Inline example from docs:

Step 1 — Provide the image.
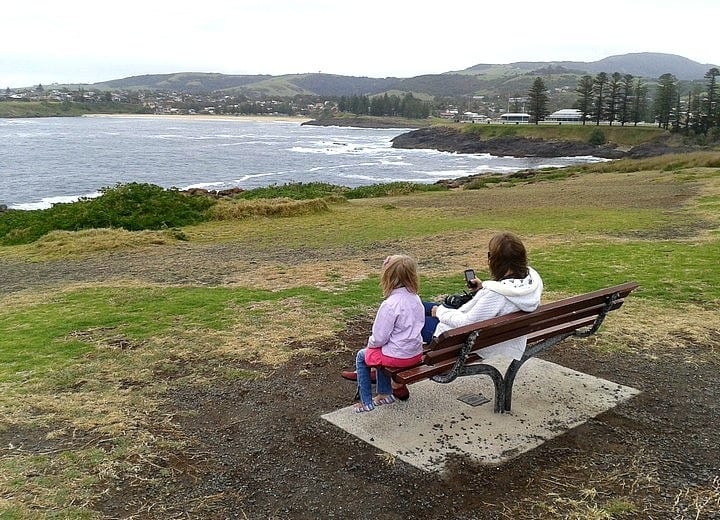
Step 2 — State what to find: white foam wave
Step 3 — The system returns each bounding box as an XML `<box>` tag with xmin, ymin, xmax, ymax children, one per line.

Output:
<box><xmin>379</xmin><ymin>159</ymin><xmax>413</xmax><ymax>166</ymax></box>
<box><xmin>307</xmin><ymin>164</ymin><xmax>357</xmax><ymax>172</ymax></box>
<box><xmin>337</xmin><ymin>173</ymin><xmax>434</xmax><ymax>184</ymax></box>
<box><xmin>417</xmin><ymin>169</ymin><xmax>474</xmax><ymax>177</ymax></box>
<box><xmin>182</xmin><ymin>181</ymin><xmax>227</xmax><ymax>190</ymax></box>
<box><xmin>11</xmin><ymin>192</ymin><xmax>102</xmax><ymax>211</ymax></box>
<box><xmin>290</xmin><ymin>140</ymin><xmax>391</xmax><ymax>155</ymax></box>
<box><xmin>235</xmin><ymin>172</ymin><xmax>282</xmax><ymax>182</ymax></box>
<box><xmin>217</xmin><ymin>140</ymin><xmax>280</xmax><ymax>147</ymax></box>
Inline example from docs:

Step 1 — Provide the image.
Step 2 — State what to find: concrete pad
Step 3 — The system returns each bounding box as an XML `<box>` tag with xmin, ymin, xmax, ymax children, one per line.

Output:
<box><xmin>322</xmin><ymin>358</ymin><xmax>640</xmax><ymax>473</ymax></box>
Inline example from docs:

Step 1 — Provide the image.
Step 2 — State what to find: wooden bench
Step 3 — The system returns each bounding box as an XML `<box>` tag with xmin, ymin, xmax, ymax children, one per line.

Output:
<box><xmin>383</xmin><ymin>282</ymin><xmax>639</xmax><ymax>413</ymax></box>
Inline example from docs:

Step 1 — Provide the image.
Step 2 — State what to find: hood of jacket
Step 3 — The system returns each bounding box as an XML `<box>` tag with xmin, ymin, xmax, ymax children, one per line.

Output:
<box><xmin>480</xmin><ymin>266</ymin><xmax>543</xmax><ymax>312</ymax></box>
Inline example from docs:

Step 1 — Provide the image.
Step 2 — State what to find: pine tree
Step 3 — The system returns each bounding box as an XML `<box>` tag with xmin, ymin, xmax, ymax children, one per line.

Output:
<box><xmin>575</xmin><ymin>75</ymin><xmax>594</xmax><ymax>125</ymax></box>
<box><xmin>592</xmin><ymin>73</ymin><xmax>608</xmax><ymax>125</ymax></box>
<box><xmin>703</xmin><ymin>67</ymin><xmax>719</xmax><ymax>132</ymax></box>
<box><xmin>527</xmin><ymin>78</ymin><xmax>549</xmax><ymax>125</ymax></box>
<box><xmin>606</xmin><ymin>73</ymin><xmax>622</xmax><ymax>125</ymax></box>
<box><xmin>631</xmin><ymin>78</ymin><xmax>648</xmax><ymax>126</ymax></box>
<box><xmin>619</xmin><ymin>74</ymin><xmax>634</xmax><ymax>126</ymax></box>
<box><xmin>654</xmin><ymin>73</ymin><xmax>678</xmax><ymax>129</ymax></box>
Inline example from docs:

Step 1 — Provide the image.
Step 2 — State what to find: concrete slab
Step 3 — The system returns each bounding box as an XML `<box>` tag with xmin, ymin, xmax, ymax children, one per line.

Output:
<box><xmin>322</xmin><ymin>358</ymin><xmax>640</xmax><ymax>473</ymax></box>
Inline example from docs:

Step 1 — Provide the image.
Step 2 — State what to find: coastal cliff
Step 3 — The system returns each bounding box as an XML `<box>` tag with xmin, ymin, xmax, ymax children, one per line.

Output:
<box><xmin>304</xmin><ymin>119</ymin><xmax>692</xmax><ymax>158</ymax></box>
<box><xmin>390</xmin><ymin>126</ymin><xmax>687</xmax><ymax>159</ymax></box>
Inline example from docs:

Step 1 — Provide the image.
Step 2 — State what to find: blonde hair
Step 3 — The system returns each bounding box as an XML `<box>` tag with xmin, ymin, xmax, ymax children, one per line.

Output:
<box><xmin>381</xmin><ymin>254</ymin><xmax>419</xmax><ymax>297</ymax></box>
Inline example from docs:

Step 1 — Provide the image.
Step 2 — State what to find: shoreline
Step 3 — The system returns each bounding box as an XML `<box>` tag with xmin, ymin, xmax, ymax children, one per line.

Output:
<box><xmin>81</xmin><ymin>113</ymin><xmax>313</xmax><ymax>124</ymax></box>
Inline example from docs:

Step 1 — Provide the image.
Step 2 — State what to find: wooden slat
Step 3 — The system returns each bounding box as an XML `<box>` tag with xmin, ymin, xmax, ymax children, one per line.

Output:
<box><xmin>424</xmin><ymin>299</ymin><xmax>624</xmax><ymax>364</ymax></box>
<box><xmin>426</xmin><ymin>282</ymin><xmax>637</xmax><ymax>354</ymax></box>
<box><xmin>393</xmin><ymin>316</ymin><xmax>597</xmax><ymax>384</ymax></box>
<box><xmin>382</xmin><ymin>283</ymin><xmax>639</xmax><ymax>386</ymax></box>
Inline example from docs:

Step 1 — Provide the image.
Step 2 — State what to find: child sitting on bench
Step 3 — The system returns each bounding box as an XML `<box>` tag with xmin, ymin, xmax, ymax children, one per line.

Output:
<box><xmin>353</xmin><ymin>254</ymin><xmax>425</xmax><ymax>413</ymax></box>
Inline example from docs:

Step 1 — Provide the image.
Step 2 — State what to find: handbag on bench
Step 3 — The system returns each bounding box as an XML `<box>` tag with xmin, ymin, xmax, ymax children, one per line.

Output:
<box><xmin>443</xmin><ymin>291</ymin><xmax>474</xmax><ymax>309</ymax></box>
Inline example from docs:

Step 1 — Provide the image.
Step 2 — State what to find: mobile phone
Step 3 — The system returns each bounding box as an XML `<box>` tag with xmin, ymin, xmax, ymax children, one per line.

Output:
<box><xmin>464</xmin><ymin>269</ymin><xmax>476</xmax><ymax>287</ymax></box>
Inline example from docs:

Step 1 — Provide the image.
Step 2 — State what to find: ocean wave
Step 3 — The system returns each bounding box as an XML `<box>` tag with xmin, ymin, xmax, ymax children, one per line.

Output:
<box><xmin>289</xmin><ymin>140</ymin><xmax>391</xmax><ymax>155</ymax></box>
<box><xmin>11</xmin><ymin>192</ymin><xmax>102</xmax><ymax>211</ymax></box>
<box><xmin>235</xmin><ymin>172</ymin><xmax>283</xmax><ymax>182</ymax></box>
<box><xmin>181</xmin><ymin>181</ymin><xmax>227</xmax><ymax>190</ymax></box>
<box><xmin>337</xmin><ymin>173</ymin><xmax>434</xmax><ymax>184</ymax></box>
<box><xmin>417</xmin><ymin>169</ymin><xmax>475</xmax><ymax>177</ymax></box>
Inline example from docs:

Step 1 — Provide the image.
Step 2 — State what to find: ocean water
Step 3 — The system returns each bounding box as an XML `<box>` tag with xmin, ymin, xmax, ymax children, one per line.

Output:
<box><xmin>0</xmin><ymin>116</ymin><xmax>606</xmax><ymax>210</ymax></box>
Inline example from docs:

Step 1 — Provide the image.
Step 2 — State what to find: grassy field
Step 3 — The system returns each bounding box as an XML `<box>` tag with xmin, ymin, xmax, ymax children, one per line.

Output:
<box><xmin>1</xmin><ymin>152</ymin><xmax>719</xmax><ymax>517</ymax></box>
<box><xmin>455</xmin><ymin>121</ymin><xmax>667</xmax><ymax>146</ymax></box>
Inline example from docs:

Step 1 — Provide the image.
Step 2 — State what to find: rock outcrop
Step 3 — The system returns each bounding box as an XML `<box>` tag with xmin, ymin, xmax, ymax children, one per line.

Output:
<box><xmin>389</xmin><ymin>126</ymin><xmax>704</xmax><ymax>159</ymax></box>
<box><xmin>390</xmin><ymin>127</ymin><xmax>628</xmax><ymax>158</ymax></box>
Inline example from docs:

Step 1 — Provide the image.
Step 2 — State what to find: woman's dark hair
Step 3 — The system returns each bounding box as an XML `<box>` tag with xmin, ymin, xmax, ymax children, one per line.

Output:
<box><xmin>487</xmin><ymin>232</ymin><xmax>529</xmax><ymax>281</ymax></box>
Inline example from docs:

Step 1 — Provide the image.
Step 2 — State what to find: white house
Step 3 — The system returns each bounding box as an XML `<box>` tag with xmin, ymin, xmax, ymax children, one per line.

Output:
<box><xmin>546</xmin><ymin>109</ymin><xmax>583</xmax><ymax>122</ymax></box>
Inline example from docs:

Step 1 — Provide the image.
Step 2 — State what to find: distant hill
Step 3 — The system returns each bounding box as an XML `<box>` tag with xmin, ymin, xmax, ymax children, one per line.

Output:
<box><xmin>487</xmin><ymin>53</ymin><xmax>715</xmax><ymax>81</ymax></box>
<box><xmin>91</xmin><ymin>52</ymin><xmax>717</xmax><ymax>98</ymax></box>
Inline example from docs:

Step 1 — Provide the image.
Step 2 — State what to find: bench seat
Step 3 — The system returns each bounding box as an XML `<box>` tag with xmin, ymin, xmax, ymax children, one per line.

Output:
<box><xmin>382</xmin><ymin>282</ymin><xmax>638</xmax><ymax>413</ymax></box>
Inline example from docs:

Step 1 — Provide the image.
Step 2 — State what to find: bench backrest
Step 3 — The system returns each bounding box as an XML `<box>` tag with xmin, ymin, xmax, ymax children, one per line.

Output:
<box><xmin>424</xmin><ymin>282</ymin><xmax>638</xmax><ymax>364</ymax></box>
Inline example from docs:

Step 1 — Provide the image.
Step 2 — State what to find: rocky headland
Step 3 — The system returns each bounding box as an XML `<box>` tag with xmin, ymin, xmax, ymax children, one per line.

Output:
<box><xmin>390</xmin><ymin>126</ymin><xmax>693</xmax><ymax>159</ymax></box>
<box><xmin>304</xmin><ymin>118</ymin><xmax>696</xmax><ymax>159</ymax></box>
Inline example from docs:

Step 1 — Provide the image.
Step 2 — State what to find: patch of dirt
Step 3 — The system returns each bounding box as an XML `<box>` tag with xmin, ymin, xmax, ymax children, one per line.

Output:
<box><xmin>89</xmin><ymin>316</ymin><xmax>720</xmax><ymax>519</ymax></box>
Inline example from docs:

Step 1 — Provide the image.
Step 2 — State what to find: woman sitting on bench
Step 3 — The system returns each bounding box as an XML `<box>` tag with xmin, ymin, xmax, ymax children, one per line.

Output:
<box><xmin>423</xmin><ymin>232</ymin><xmax>544</xmax><ymax>360</ymax></box>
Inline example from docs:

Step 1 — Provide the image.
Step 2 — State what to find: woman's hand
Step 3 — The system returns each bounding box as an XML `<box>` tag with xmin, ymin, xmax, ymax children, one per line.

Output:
<box><xmin>431</xmin><ymin>305</ymin><xmax>438</xmax><ymax>317</ymax></box>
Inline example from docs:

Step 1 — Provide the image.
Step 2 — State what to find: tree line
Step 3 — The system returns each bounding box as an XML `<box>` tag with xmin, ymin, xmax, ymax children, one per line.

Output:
<box><xmin>527</xmin><ymin>68</ymin><xmax>720</xmax><ymax>136</ymax></box>
<box><xmin>338</xmin><ymin>92</ymin><xmax>431</xmax><ymax>119</ymax></box>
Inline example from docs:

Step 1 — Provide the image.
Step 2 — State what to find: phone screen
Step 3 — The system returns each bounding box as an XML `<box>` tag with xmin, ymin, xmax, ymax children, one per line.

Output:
<box><xmin>464</xmin><ymin>269</ymin><xmax>475</xmax><ymax>284</ymax></box>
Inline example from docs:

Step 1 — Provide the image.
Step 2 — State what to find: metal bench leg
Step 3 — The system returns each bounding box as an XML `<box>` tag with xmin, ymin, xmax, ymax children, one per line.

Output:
<box><xmin>460</xmin><ymin>363</ymin><xmax>506</xmax><ymax>413</ymax></box>
<box><xmin>503</xmin><ymin>359</ymin><xmax>523</xmax><ymax>412</ymax></box>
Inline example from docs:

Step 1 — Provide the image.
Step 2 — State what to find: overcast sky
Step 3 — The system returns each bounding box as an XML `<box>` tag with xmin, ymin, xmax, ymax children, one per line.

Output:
<box><xmin>2</xmin><ymin>0</ymin><xmax>718</xmax><ymax>88</ymax></box>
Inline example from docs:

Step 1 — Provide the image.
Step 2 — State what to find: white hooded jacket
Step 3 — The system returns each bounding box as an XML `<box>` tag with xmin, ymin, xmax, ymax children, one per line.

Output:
<box><xmin>434</xmin><ymin>266</ymin><xmax>543</xmax><ymax>359</ymax></box>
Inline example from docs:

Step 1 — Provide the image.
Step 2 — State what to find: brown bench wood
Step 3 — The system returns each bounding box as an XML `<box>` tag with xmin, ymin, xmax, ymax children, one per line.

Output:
<box><xmin>382</xmin><ymin>282</ymin><xmax>639</xmax><ymax>413</ymax></box>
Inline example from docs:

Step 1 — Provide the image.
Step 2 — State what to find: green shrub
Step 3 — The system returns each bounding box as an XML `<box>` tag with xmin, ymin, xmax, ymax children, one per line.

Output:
<box><xmin>209</xmin><ymin>197</ymin><xmax>330</xmax><ymax>220</ymax></box>
<box><xmin>344</xmin><ymin>182</ymin><xmax>447</xmax><ymax>199</ymax></box>
<box><xmin>588</xmin><ymin>128</ymin><xmax>607</xmax><ymax>145</ymax></box>
<box><xmin>234</xmin><ymin>181</ymin><xmax>448</xmax><ymax>201</ymax></box>
<box><xmin>235</xmin><ymin>182</ymin><xmax>348</xmax><ymax>201</ymax></box>
<box><xmin>0</xmin><ymin>183</ymin><xmax>215</xmax><ymax>245</ymax></box>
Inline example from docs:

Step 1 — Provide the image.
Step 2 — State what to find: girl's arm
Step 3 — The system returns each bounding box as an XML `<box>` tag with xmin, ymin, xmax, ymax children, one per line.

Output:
<box><xmin>367</xmin><ymin>300</ymin><xmax>396</xmax><ymax>348</ymax></box>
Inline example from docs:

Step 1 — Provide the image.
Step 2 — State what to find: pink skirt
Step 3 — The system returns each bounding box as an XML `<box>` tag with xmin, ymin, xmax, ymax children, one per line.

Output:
<box><xmin>365</xmin><ymin>347</ymin><xmax>423</xmax><ymax>368</ymax></box>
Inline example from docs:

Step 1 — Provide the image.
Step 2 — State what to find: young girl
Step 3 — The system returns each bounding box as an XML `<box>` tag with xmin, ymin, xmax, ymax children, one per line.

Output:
<box><xmin>353</xmin><ymin>254</ymin><xmax>425</xmax><ymax>413</ymax></box>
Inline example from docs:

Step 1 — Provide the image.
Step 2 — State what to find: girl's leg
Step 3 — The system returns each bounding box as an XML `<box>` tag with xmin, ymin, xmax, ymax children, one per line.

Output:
<box><xmin>354</xmin><ymin>349</ymin><xmax>374</xmax><ymax>408</ymax></box>
<box><xmin>421</xmin><ymin>314</ymin><xmax>439</xmax><ymax>344</ymax></box>
<box><xmin>373</xmin><ymin>368</ymin><xmax>396</xmax><ymax>405</ymax></box>
<box><xmin>375</xmin><ymin>367</ymin><xmax>392</xmax><ymax>397</ymax></box>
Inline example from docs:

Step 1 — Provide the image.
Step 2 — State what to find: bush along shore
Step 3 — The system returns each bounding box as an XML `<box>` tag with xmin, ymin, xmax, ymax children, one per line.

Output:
<box><xmin>0</xmin><ymin>182</ymin><xmax>447</xmax><ymax>246</ymax></box>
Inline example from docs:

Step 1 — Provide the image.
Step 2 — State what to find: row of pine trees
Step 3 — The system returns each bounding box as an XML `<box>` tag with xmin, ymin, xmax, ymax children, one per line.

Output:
<box><xmin>527</xmin><ymin>68</ymin><xmax>719</xmax><ymax>134</ymax></box>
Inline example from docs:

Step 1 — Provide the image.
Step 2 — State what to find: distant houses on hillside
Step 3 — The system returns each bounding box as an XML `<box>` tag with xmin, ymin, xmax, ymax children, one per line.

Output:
<box><xmin>441</xmin><ymin>108</ymin><xmax>587</xmax><ymax>124</ymax></box>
